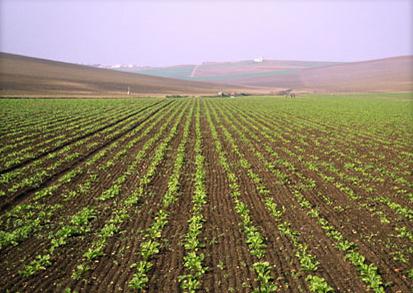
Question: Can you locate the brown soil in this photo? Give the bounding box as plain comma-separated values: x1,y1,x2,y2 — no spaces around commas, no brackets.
219,103,412,292
0,100,172,212
0,103,185,291
1,98,412,292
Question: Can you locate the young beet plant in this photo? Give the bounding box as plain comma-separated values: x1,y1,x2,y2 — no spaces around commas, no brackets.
129,101,193,290
253,262,278,293
20,207,96,277
205,102,277,292
216,101,390,292
209,102,334,292
73,102,190,283
178,100,208,292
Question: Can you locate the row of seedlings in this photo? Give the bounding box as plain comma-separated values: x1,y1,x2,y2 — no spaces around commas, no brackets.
204,100,277,292
229,98,410,194
272,109,413,212
0,100,114,141
70,99,191,280
271,98,410,157
225,102,411,238
219,101,387,292
14,101,188,278
0,100,170,204
0,100,170,198
0,100,178,249
0,101,151,170
0,99,138,138
250,104,412,198
0,103,148,193
128,99,194,290
207,100,333,292
176,99,209,292
228,102,413,269
0,102,136,162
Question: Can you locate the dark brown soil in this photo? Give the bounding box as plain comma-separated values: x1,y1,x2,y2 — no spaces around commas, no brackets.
1,97,412,293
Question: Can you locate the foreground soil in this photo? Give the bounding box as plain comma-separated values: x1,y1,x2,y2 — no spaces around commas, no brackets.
0,95,412,292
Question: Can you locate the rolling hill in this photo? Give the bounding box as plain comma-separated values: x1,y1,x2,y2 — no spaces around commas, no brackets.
0,53,244,97
1,53,411,96
128,56,413,93
126,59,339,84
299,56,413,92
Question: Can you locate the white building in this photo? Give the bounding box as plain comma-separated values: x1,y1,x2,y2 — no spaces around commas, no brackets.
253,57,264,63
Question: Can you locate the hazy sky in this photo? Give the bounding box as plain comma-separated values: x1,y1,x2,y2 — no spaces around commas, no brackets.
1,0,412,66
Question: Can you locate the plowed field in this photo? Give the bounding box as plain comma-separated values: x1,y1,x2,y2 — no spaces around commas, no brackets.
0,94,412,292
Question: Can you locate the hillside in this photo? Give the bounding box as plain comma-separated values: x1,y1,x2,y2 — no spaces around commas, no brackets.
300,56,413,92
129,59,338,84
0,53,244,97
2,53,411,96
129,57,413,93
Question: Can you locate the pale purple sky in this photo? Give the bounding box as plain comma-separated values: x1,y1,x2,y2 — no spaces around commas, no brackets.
1,0,412,66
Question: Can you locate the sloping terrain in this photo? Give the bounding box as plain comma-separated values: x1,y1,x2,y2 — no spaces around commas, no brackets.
122,64,196,80
0,53,243,97
132,57,413,92
1,53,411,95
300,56,413,92
132,60,337,84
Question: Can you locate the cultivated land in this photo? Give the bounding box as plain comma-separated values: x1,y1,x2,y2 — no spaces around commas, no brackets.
132,56,413,93
0,53,245,97
0,94,412,292
2,53,412,98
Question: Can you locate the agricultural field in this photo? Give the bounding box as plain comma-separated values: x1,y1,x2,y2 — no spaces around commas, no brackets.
0,94,412,292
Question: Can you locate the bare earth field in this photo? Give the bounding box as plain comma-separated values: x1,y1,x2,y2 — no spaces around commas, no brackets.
0,53,247,97
0,95,412,292
132,56,413,93
2,53,412,98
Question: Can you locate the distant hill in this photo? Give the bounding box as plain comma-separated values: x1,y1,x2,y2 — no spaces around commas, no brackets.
126,57,413,93
299,56,413,92
0,53,244,97
107,64,197,80
126,59,339,83
2,53,411,96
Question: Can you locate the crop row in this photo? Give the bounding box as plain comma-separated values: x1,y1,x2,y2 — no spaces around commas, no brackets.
0,99,152,141
0,100,161,173
0,103,135,160
225,101,413,267
16,100,189,279
251,104,412,192
0,100,179,249
0,100,169,199
206,100,334,292
205,101,278,292
210,100,391,291
224,101,411,236
129,98,193,290
176,99,208,292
